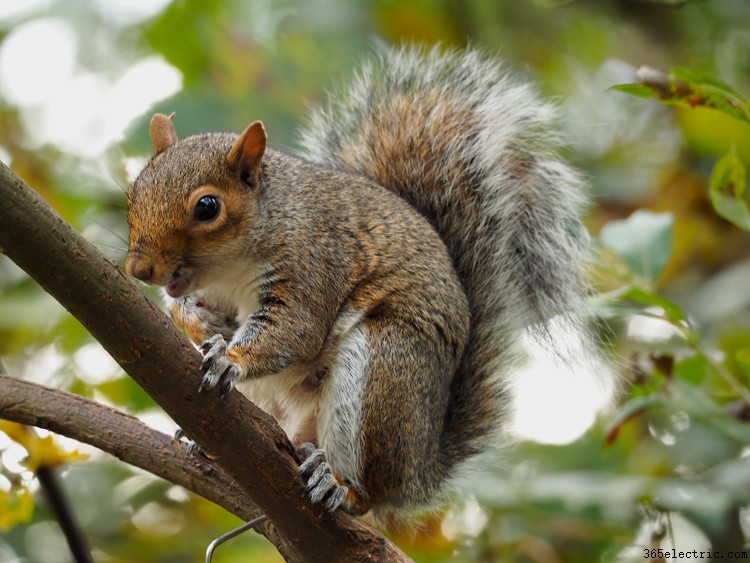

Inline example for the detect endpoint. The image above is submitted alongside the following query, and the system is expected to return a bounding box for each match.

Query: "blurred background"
[1,0,750,561]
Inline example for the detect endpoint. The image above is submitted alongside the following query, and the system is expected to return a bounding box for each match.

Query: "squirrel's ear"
[227,121,266,181]
[150,112,178,154]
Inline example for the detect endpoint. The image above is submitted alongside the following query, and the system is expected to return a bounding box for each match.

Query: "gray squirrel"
[125,46,591,518]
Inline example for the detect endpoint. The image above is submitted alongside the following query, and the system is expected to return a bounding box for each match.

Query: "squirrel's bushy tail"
[299,46,590,467]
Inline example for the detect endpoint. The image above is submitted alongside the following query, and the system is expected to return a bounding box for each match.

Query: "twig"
[36,466,94,563]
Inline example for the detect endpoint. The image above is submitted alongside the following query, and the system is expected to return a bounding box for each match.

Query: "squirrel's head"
[126,113,267,298]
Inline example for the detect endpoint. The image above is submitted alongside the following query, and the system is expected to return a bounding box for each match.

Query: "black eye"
[194,195,219,222]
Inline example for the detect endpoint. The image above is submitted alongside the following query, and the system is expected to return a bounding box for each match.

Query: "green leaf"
[615,66,750,126]
[595,285,687,325]
[600,210,674,281]
[671,67,750,125]
[533,0,579,5]
[673,382,750,445]
[605,394,663,446]
[735,347,750,387]
[708,151,750,231]
[610,83,658,100]
[619,286,687,324]
[145,0,227,86]
[637,0,699,4]
[674,353,710,386]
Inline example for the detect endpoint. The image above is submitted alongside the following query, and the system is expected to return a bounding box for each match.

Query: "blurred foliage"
[616,66,750,231]
[0,422,87,472]
[1,0,750,561]
[0,421,86,533]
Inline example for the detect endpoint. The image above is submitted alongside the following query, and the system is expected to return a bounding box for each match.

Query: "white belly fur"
[236,311,366,447]
[196,261,366,448]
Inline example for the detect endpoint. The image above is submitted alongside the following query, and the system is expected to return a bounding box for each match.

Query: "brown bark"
[0,373,289,552]
[0,162,411,563]
[0,375,263,519]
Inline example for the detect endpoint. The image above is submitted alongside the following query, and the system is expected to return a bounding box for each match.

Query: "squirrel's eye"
[194,195,219,222]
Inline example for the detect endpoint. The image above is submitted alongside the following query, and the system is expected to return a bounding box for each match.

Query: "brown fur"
[126,46,591,519]
[127,121,470,514]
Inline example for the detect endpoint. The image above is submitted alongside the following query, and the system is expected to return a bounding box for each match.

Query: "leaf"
[605,394,663,446]
[736,347,750,387]
[613,66,750,126]
[672,381,750,445]
[0,421,88,470]
[594,285,687,325]
[600,210,674,281]
[0,489,34,532]
[637,0,698,4]
[144,0,226,86]
[671,67,750,125]
[615,68,750,230]
[623,287,688,326]
[534,0,579,5]
[611,83,656,100]
[674,353,710,386]
[708,151,750,231]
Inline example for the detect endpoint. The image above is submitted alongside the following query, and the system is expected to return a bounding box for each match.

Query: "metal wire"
[205,514,269,563]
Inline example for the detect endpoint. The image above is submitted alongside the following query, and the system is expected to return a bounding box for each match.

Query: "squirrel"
[125,46,590,519]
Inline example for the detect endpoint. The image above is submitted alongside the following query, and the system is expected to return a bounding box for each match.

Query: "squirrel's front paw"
[189,298,239,340]
[199,334,241,395]
[298,443,348,513]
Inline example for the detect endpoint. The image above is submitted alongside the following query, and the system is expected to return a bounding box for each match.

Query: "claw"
[297,443,348,512]
[198,334,242,394]
[201,334,227,367]
[199,371,219,393]
[323,485,347,512]
[297,442,317,463]
[220,365,240,395]
[307,463,339,503]
[299,448,326,477]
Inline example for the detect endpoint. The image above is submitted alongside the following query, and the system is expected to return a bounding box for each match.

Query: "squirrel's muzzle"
[125,253,155,283]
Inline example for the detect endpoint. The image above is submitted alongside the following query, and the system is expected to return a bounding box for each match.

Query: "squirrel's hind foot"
[174,427,214,459]
[297,443,371,516]
[298,443,348,513]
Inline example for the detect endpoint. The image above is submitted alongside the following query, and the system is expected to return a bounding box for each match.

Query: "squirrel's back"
[299,45,591,464]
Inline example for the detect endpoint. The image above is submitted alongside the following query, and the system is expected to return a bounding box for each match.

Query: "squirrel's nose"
[126,255,154,282]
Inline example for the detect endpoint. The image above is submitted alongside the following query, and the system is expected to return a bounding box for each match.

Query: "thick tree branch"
[0,374,263,521]
[0,162,410,562]
[0,373,290,552]
[0,373,298,556]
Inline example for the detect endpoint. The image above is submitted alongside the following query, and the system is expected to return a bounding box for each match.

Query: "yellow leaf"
[0,420,88,470]
[0,420,31,443]
[0,489,35,532]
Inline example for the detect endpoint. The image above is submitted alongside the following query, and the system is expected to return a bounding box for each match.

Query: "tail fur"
[299,46,590,467]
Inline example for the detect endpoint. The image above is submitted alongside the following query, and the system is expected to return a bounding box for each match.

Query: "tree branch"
[0,373,289,551]
[0,162,410,562]
[0,374,262,519]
